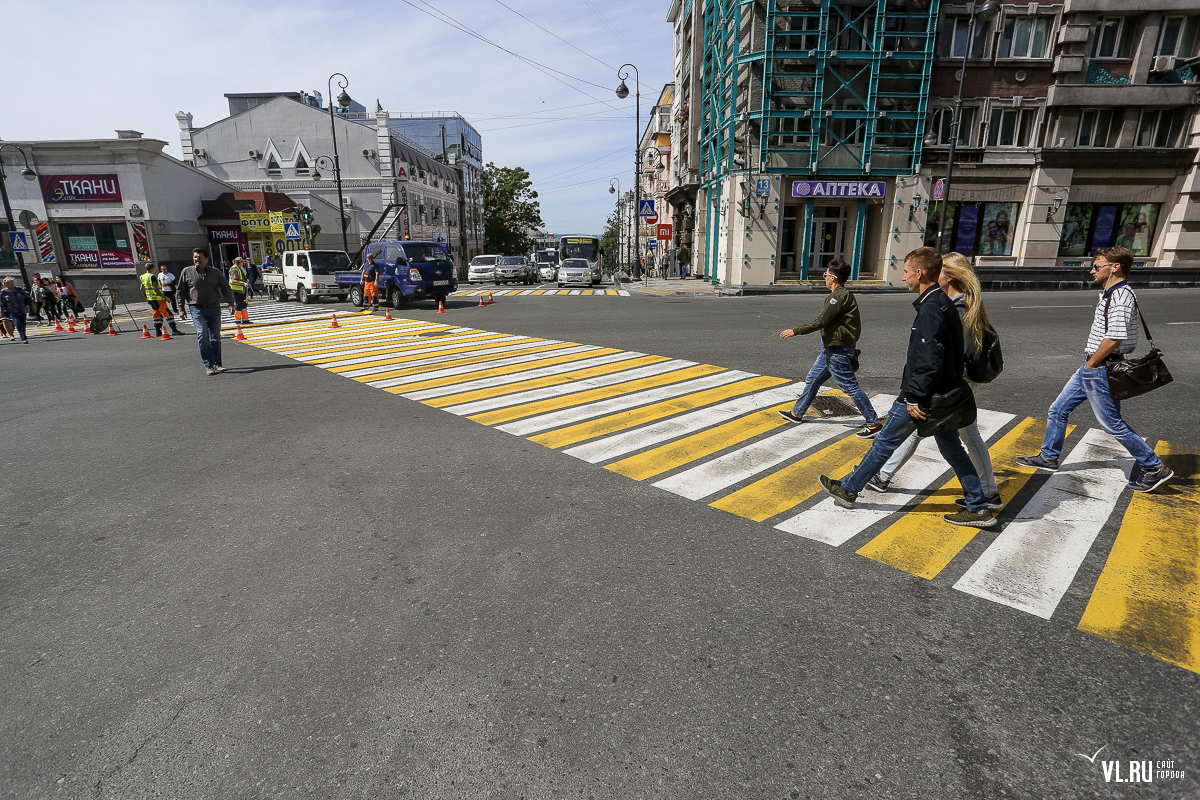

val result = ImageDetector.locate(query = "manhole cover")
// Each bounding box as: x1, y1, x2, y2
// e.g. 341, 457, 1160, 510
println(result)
811, 395, 860, 418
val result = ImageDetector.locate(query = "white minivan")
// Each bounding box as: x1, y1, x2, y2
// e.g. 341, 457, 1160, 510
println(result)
265, 250, 352, 303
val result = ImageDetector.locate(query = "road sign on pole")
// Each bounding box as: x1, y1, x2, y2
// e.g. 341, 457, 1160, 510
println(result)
638, 199, 656, 217
7, 231, 31, 252
283, 222, 302, 241
933, 178, 945, 201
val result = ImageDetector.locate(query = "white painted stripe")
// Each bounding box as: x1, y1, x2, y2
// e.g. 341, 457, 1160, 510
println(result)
397, 350, 647, 397
952, 428, 1134, 619
341, 340, 582, 379
269, 325, 450, 353
776, 410, 1014, 545
563, 384, 803, 464
441, 359, 701, 415
494, 370, 754, 436
517, 289, 535, 295
253, 320, 439, 347
653, 395, 898, 501
618, 290, 631, 297
313, 335, 535, 369
1166, 321, 1200, 325
1010, 305, 1090, 309
569, 290, 582, 296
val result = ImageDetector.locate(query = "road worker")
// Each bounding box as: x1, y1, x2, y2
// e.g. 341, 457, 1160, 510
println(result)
228, 257, 251, 325
362, 251, 381, 312
139, 263, 181, 337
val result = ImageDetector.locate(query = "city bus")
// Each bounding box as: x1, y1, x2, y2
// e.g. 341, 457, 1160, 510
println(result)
557, 235, 602, 282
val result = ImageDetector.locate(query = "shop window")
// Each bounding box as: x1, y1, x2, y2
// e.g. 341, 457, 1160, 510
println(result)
1077, 109, 1117, 147
1058, 202, 1161, 257
1135, 108, 1184, 147
1093, 17, 1135, 59
925, 202, 1020, 256
999, 16, 1053, 59
987, 108, 1038, 147
1157, 16, 1199, 57
59, 221, 134, 269
937, 17, 989, 59
928, 107, 975, 146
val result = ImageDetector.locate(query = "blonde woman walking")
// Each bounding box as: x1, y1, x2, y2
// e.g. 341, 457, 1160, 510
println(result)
866, 252, 1002, 508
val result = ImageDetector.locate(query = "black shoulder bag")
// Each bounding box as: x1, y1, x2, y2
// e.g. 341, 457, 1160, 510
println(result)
1103, 293, 1173, 401
965, 325, 1003, 384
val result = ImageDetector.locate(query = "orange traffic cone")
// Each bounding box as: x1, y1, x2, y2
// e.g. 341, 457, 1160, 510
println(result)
67, 317, 77, 332
106, 321, 119, 336
80, 318, 91, 335
159, 327, 173, 341
330, 312, 340, 328
140, 324, 153, 339
487, 293, 495, 305
385, 306, 393, 321
54, 318, 65, 332
436, 300, 446, 314
477, 294, 486, 307
234, 324, 247, 342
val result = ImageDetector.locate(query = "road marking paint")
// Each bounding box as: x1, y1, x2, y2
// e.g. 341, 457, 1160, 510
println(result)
531, 290, 551, 296
274, 328, 481, 358
246, 320, 436, 347
651, 395, 897, 502
1078, 442, 1200, 674
456, 362, 716, 421
528, 375, 790, 450
856, 418, 1058, 578
494, 371, 752, 436
1166, 321, 1200, 325
368, 348, 624, 392
342, 342, 588, 380
310, 335, 537, 369
564, 385, 801, 465
1010, 305, 1092, 309
953, 428, 1134, 619
779, 410, 1014, 546
517, 290, 535, 295
401, 352, 661, 401
252, 323, 467, 353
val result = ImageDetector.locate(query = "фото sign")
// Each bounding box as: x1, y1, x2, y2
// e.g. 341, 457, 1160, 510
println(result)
40, 174, 122, 204
239, 212, 272, 232
791, 180, 887, 199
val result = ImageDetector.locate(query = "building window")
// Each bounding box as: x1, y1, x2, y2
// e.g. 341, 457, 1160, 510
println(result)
294, 153, 310, 177
929, 107, 975, 146
58, 222, 135, 269
998, 16, 1053, 59
925, 202, 1021, 256
1058, 203, 1161, 257
265, 154, 281, 178
1136, 108, 1185, 147
1077, 109, 1117, 147
1093, 17, 1134, 59
937, 17, 989, 59
1158, 16, 1200, 57
987, 108, 1038, 147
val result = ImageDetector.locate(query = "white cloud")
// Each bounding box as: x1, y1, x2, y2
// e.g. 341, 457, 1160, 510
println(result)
2, 0, 673, 235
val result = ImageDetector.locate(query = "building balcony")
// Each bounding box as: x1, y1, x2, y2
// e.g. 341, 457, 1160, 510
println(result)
1046, 81, 1199, 107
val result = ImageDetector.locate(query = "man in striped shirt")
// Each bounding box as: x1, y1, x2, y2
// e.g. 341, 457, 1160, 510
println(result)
1016, 246, 1172, 492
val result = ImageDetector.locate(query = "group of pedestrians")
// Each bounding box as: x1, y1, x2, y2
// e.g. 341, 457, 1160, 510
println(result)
1, 272, 86, 342
781, 245, 1172, 531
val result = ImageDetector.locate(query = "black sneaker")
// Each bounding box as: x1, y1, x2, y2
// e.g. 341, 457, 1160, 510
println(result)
1129, 465, 1174, 493
819, 474, 858, 507
778, 410, 804, 424
865, 474, 890, 493
955, 493, 1004, 510
1015, 454, 1059, 472
855, 422, 884, 439
944, 508, 997, 528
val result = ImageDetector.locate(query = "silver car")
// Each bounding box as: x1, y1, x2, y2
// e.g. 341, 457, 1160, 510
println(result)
557, 258, 594, 288
494, 256, 534, 285
468, 255, 498, 284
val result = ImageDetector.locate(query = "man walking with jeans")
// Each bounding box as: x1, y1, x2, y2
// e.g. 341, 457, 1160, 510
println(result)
778, 258, 882, 438
818, 247, 996, 528
176, 247, 235, 376
1016, 246, 1172, 492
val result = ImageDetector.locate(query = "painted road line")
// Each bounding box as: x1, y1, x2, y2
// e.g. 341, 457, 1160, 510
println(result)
1165, 321, 1200, 325
245, 319, 433, 346
564, 385, 802, 465
1077, 442, 1200, 674
953, 428, 1134, 619
350, 343, 594, 381
267, 328, 466, 357
454, 361, 715, 421
294, 330, 501, 362
856, 418, 1062, 579
250, 322, 447, 352
311, 335, 537, 369
706, 395, 898, 522
410, 353, 664, 404
779, 410, 1014, 546
1010, 305, 1092, 309
367, 346, 618, 390
529, 375, 792, 451
494, 371, 753, 437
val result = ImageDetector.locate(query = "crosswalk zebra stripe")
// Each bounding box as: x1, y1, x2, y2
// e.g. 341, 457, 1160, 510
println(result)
777, 410, 1015, 547
245, 319, 443, 348
649, 399, 897, 502
354, 342, 594, 381
288, 329, 500, 361
267, 325, 461, 355
409, 352, 663, 403
312, 335, 539, 369
564, 385, 802, 465
443, 359, 705, 417
952, 428, 1133, 619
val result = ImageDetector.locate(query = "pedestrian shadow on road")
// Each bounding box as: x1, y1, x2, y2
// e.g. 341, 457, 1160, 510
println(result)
220, 364, 309, 374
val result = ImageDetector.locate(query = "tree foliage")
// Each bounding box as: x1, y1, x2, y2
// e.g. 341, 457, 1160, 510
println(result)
482, 162, 543, 255
600, 207, 621, 270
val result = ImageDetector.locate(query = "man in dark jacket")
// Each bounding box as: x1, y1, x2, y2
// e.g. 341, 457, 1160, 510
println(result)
818, 247, 995, 528
778, 258, 881, 438
176, 247, 236, 375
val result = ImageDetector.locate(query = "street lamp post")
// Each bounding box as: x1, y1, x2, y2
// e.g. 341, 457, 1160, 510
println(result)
327, 73, 355, 255
616, 64, 640, 279
925, 0, 1001, 252
0, 143, 38, 289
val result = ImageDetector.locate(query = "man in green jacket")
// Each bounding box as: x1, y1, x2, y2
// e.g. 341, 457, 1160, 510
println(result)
778, 258, 882, 438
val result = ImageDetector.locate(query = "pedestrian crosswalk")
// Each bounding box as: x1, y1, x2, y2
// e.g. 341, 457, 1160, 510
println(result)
452, 287, 631, 297
235, 315, 1200, 675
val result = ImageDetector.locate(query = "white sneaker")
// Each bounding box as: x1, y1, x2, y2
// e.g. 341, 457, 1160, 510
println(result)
205, 367, 217, 376
212, 365, 227, 373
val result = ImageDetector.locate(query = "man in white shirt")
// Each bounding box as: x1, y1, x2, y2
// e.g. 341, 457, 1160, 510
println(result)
1016, 246, 1172, 492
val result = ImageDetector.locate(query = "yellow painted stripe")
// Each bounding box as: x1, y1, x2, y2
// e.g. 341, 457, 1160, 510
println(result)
287, 330, 493, 361
356, 342, 579, 381
246, 321, 438, 348
531, 290, 550, 296
606, 402, 796, 481
467, 364, 725, 426
1078, 441, 1200, 675
307, 334, 539, 366
606, 290, 617, 296
245, 320, 416, 345
327, 337, 551, 374
381, 348, 627, 395
419, 354, 666, 406
857, 418, 1061, 579
529, 376, 790, 450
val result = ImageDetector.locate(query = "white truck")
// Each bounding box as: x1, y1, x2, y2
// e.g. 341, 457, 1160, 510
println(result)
263, 250, 353, 304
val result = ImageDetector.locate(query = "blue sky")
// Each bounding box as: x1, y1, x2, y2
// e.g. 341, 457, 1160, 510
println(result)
3, 0, 674, 235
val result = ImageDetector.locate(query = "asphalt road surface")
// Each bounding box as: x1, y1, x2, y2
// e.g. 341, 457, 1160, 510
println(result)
2, 286, 1197, 799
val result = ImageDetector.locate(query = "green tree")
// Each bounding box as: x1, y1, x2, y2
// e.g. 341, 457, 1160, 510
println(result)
600, 208, 621, 270
482, 162, 543, 255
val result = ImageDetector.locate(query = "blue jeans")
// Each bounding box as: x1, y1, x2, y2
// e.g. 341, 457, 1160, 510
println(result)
1040, 362, 1162, 471
11, 313, 28, 341
792, 345, 879, 425
842, 399, 987, 512
879, 418, 999, 497
192, 305, 224, 368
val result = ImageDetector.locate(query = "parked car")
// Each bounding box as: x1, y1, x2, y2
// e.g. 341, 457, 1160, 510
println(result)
557, 258, 595, 288
263, 250, 351, 303
494, 256, 535, 285
537, 262, 557, 282
335, 240, 457, 308
468, 254, 499, 284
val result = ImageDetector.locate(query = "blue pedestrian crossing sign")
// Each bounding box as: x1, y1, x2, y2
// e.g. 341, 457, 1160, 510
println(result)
638, 199, 656, 217
7, 231, 31, 252
283, 221, 302, 240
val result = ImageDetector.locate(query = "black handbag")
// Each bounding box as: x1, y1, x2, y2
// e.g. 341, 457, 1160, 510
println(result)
1103, 296, 1173, 402
965, 326, 1003, 384
915, 379, 977, 438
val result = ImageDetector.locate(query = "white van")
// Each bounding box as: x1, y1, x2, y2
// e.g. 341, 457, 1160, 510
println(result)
264, 250, 352, 303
